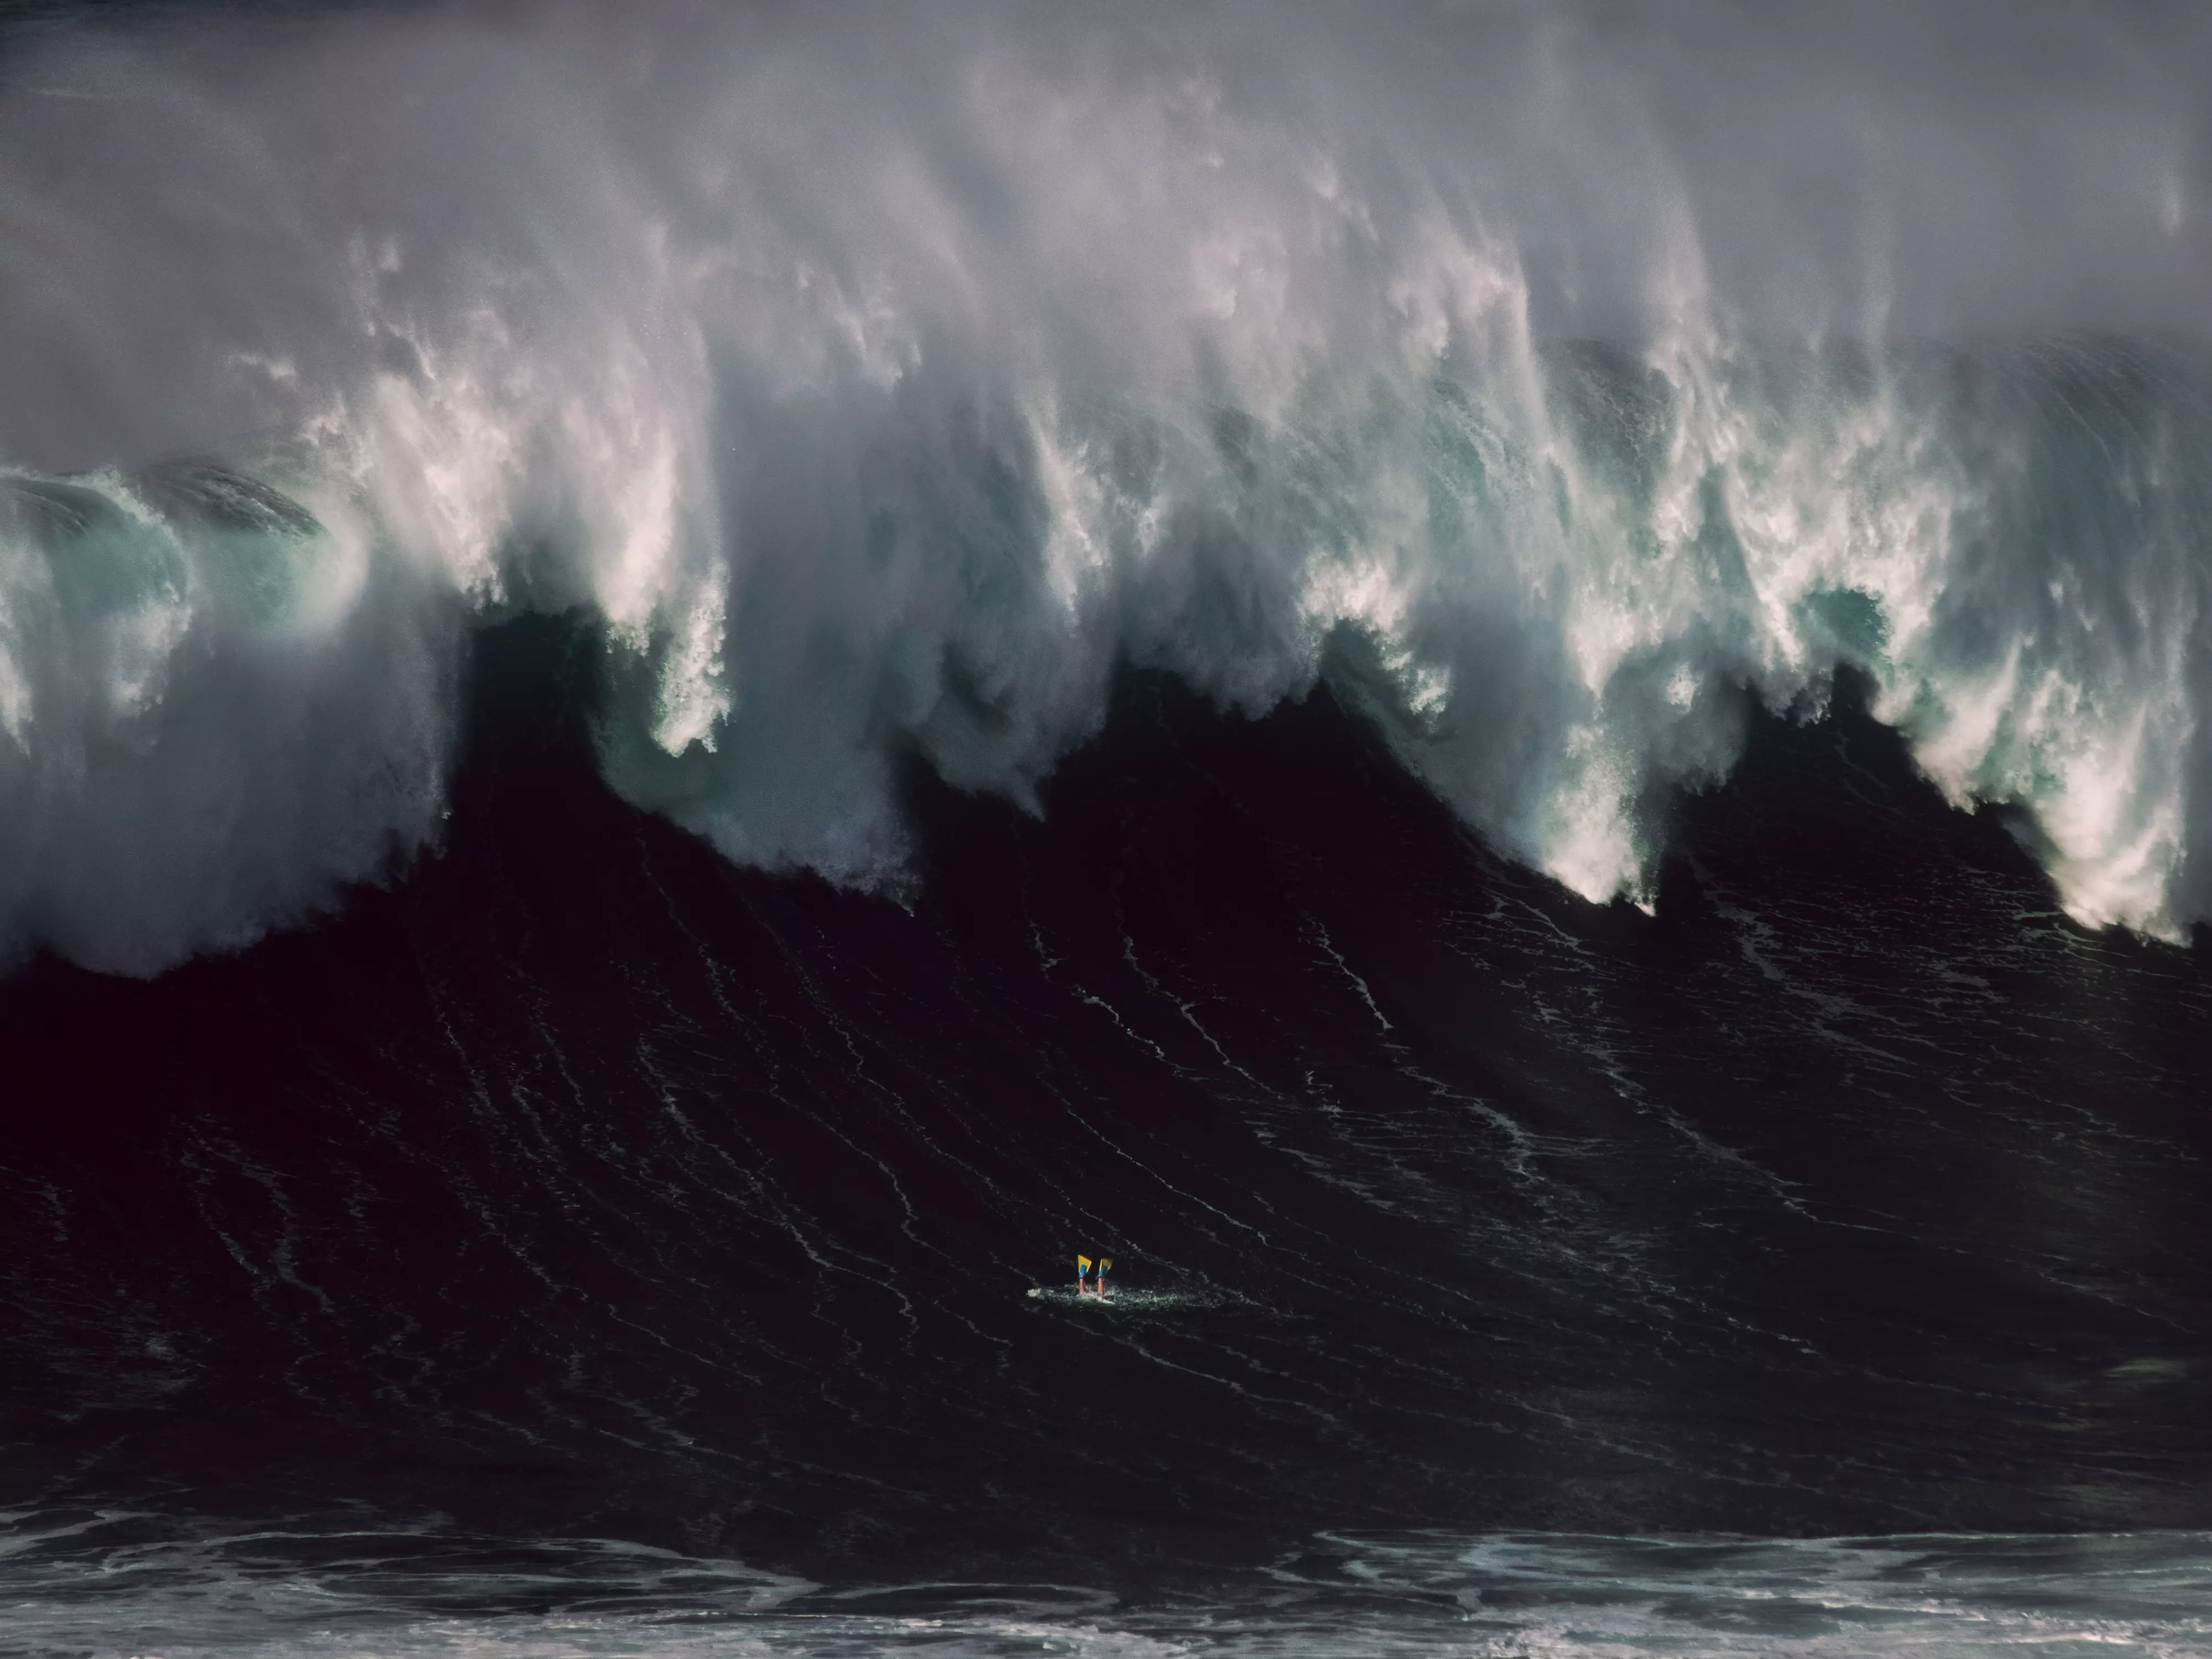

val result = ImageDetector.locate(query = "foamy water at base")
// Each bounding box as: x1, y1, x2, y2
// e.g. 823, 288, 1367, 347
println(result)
6, 1520, 2208, 1658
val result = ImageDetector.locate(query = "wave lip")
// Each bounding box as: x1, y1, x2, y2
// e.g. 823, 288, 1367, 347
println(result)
0, 462, 458, 975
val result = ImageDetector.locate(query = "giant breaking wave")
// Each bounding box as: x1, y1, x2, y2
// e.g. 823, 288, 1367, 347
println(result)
2, 1, 2209, 974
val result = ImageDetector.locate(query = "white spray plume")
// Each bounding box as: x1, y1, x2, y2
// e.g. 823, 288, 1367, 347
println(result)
1, 0, 2208, 972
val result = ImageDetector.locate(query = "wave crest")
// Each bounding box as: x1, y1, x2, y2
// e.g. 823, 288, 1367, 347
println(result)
2, 2, 2207, 970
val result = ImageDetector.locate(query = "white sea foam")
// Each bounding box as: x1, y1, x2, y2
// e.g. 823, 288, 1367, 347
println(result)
1, 2, 2207, 972
2, 1515, 2207, 1657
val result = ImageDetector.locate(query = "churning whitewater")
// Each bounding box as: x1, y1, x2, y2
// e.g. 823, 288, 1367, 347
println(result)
2, 3, 2208, 974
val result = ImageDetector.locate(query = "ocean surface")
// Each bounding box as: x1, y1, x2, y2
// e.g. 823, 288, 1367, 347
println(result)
5, 637, 2208, 1653
3, 3, 2211, 1653
7, 1521, 2212, 1657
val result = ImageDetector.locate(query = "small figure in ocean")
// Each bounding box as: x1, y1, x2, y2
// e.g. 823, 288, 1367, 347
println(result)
1076, 1254, 1113, 1298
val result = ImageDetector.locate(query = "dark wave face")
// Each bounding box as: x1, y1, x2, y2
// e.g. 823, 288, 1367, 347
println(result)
3, 1, 2212, 1652
5, 620, 2210, 1646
